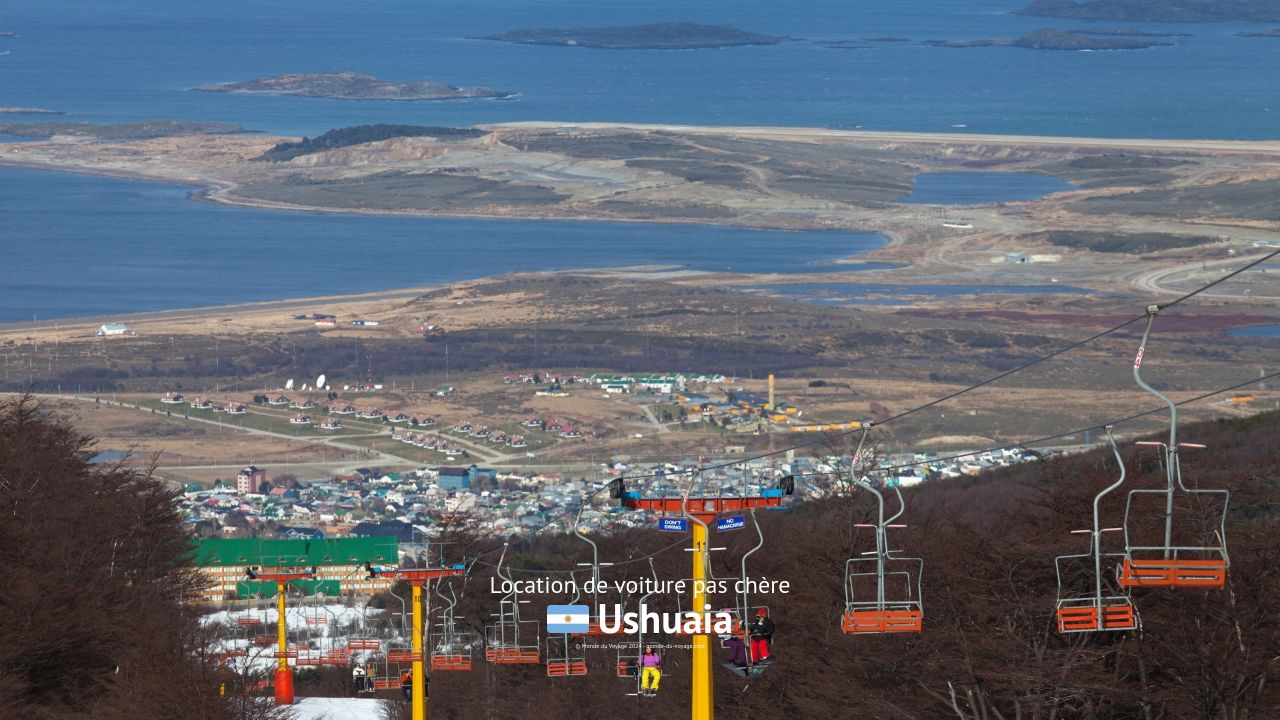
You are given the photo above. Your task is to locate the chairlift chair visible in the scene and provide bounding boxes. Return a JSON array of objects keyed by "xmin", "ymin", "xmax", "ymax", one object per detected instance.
[
  {"xmin": 722, "ymin": 508, "xmax": 772, "ymax": 678},
  {"xmin": 545, "ymin": 571, "xmax": 588, "ymax": 677},
  {"xmin": 1054, "ymin": 427, "xmax": 1139, "ymax": 634},
  {"xmin": 620, "ymin": 559, "xmax": 663, "ymax": 696},
  {"xmin": 430, "ymin": 582, "xmax": 473, "ymax": 671},
  {"xmin": 842, "ymin": 428, "xmax": 925, "ymax": 635},
  {"xmin": 484, "ymin": 546, "xmax": 541, "ymax": 665},
  {"xmin": 1119, "ymin": 308, "xmax": 1229, "ymax": 590}
]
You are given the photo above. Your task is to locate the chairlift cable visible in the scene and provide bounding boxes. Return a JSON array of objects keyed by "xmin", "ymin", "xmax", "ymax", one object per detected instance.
[{"xmin": 453, "ymin": 251, "xmax": 1280, "ymax": 573}]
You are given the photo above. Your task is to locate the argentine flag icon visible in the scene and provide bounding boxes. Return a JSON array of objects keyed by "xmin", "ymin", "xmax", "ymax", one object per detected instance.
[{"xmin": 547, "ymin": 604, "xmax": 590, "ymax": 634}]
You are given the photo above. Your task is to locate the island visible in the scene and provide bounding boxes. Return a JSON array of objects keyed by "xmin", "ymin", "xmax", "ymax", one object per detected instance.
[
  {"xmin": 1069, "ymin": 26, "xmax": 1191, "ymax": 36},
  {"xmin": 474, "ymin": 22, "xmax": 785, "ymax": 50},
  {"xmin": 1236, "ymin": 28, "xmax": 1280, "ymax": 37},
  {"xmin": 0, "ymin": 107, "xmax": 65, "ymax": 115},
  {"xmin": 925, "ymin": 28, "xmax": 1170, "ymax": 50},
  {"xmin": 0, "ymin": 120, "xmax": 246, "ymax": 140},
  {"xmin": 1017, "ymin": 0, "xmax": 1280, "ymax": 23},
  {"xmin": 196, "ymin": 72, "xmax": 513, "ymax": 101},
  {"xmin": 0, "ymin": 31, "xmax": 15, "ymax": 37},
  {"xmin": 865, "ymin": 36, "xmax": 910, "ymax": 42},
  {"xmin": 816, "ymin": 40, "xmax": 873, "ymax": 50}
]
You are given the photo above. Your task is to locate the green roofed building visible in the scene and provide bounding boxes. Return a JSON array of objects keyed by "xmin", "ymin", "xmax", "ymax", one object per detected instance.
[{"xmin": 194, "ymin": 536, "xmax": 398, "ymax": 603}]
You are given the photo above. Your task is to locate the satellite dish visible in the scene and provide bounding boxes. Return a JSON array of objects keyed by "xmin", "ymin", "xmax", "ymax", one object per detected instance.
[
  {"xmin": 301, "ymin": 383, "xmax": 309, "ymax": 391},
  {"xmin": 316, "ymin": 373, "xmax": 327, "ymax": 389},
  {"xmin": 285, "ymin": 378, "xmax": 294, "ymax": 390}
]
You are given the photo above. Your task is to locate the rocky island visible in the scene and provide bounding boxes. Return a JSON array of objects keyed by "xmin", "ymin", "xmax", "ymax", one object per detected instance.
[
  {"xmin": 0, "ymin": 107, "xmax": 65, "ymax": 115},
  {"xmin": 817, "ymin": 40, "xmax": 873, "ymax": 50},
  {"xmin": 1017, "ymin": 0, "xmax": 1280, "ymax": 23},
  {"xmin": 926, "ymin": 28, "xmax": 1170, "ymax": 50},
  {"xmin": 197, "ymin": 72, "xmax": 513, "ymax": 101},
  {"xmin": 1069, "ymin": 26, "xmax": 1191, "ymax": 36},
  {"xmin": 475, "ymin": 22, "xmax": 785, "ymax": 50}
]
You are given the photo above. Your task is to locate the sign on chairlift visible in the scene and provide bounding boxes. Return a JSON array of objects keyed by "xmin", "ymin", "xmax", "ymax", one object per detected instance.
[
  {"xmin": 657, "ymin": 518, "xmax": 688, "ymax": 533},
  {"xmin": 716, "ymin": 516, "xmax": 745, "ymax": 532}
]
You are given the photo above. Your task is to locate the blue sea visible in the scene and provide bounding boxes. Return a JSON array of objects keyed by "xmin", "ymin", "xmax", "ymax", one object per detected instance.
[
  {"xmin": 3, "ymin": 0, "xmax": 1278, "ymax": 138},
  {"xmin": 0, "ymin": 167, "xmax": 886, "ymax": 322},
  {"xmin": 2, "ymin": 0, "xmax": 1276, "ymax": 320}
]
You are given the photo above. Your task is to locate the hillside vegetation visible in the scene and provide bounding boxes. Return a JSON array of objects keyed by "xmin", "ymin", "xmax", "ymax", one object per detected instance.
[
  {"xmin": 257, "ymin": 124, "xmax": 488, "ymax": 162},
  {"xmin": 0, "ymin": 397, "xmax": 282, "ymax": 720},
  {"xmin": 376, "ymin": 409, "xmax": 1280, "ymax": 719}
]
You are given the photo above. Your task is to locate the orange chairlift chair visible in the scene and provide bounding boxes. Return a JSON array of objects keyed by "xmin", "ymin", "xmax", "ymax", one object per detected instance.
[
  {"xmin": 484, "ymin": 545, "xmax": 541, "ymax": 665},
  {"xmin": 842, "ymin": 427, "xmax": 925, "ymax": 635},
  {"xmin": 1054, "ymin": 426, "xmax": 1139, "ymax": 633},
  {"xmin": 346, "ymin": 601, "xmax": 383, "ymax": 653},
  {"xmin": 1119, "ymin": 306, "xmax": 1230, "ymax": 590},
  {"xmin": 430, "ymin": 581, "xmax": 473, "ymax": 671},
  {"xmin": 545, "ymin": 571, "xmax": 588, "ymax": 677}
]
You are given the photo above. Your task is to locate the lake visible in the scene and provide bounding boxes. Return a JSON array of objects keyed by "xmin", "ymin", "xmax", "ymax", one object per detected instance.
[
  {"xmin": 898, "ymin": 172, "xmax": 1075, "ymax": 205},
  {"xmin": 1230, "ymin": 324, "xmax": 1280, "ymax": 338},
  {"xmin": 0, "ymin": 167, "xmax": 885, "ymax": 322}
]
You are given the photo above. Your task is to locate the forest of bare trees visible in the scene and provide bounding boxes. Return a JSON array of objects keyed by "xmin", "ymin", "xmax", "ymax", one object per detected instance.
[
  {"xmin": 0, "ymin": 397, "xmax": 283, "ymax": 720},
  {"xmin": 388, "ymin": 410, "xmax": 1280, "ymax": 720},
  {"xmin": 3, "ymin": 395, "xmax": 1277, "ymax": 719}
]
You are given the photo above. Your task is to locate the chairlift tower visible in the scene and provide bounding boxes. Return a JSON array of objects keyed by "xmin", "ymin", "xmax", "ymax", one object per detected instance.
[
  {"xmin": 370, "ymin": 564, "xmax": 466, "ymax": 720},
  {"xmin": 613, "ymin": 474, "xmax": 793, "ymax": 720},
  {"xmin": 252, "ymin": 571, "xmax": 313, "ymax": 706}
]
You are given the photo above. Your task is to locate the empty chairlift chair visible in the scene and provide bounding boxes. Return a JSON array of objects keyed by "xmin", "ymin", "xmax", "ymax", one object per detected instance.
[
  {"xmin": 484, "ymin": 545, "xmax": 541, "ymax": 665},
  {"xmin": 842, "ymin": 428, "xmax": 925, "ymax": 635},
  {"xmin": 1054, "ymin": 427, "xmax": 1139, "ymax": 634},
  {"xmin": 1119, "ymin": 307, "xmax": 1230, "ymax": 590},
  {"xmin": 545, "ymin": 571, "xmax": 588, "ymax": 677},
  {"xmin": 430, "ymin": 582, "xmax": 473, "ymax": 671}
]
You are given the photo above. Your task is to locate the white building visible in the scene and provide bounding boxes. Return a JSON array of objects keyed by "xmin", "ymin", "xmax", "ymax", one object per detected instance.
[{"xmin": 95, "ymin": 322, "xmax": 128, "ymax": 336}]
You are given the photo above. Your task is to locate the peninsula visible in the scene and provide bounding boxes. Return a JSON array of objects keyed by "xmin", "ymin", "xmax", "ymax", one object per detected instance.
[
  {"xmin": 1017, "ymin": 0, "xmax": 1280, "ymax": 23},
  {"xmin": 0, "ymin": 119, "xmax": 245, "ymax": 139},
  {"xmin": 926, "ymin": 28, "xmax": 1170, "ymax": 50},
  {"xmin": 475, "ymin": 22, "xmax": 785, "ymax": 50},
  {"xmin": 197, "ymin": 72, "xmax": 513, "ymax": 101}
]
